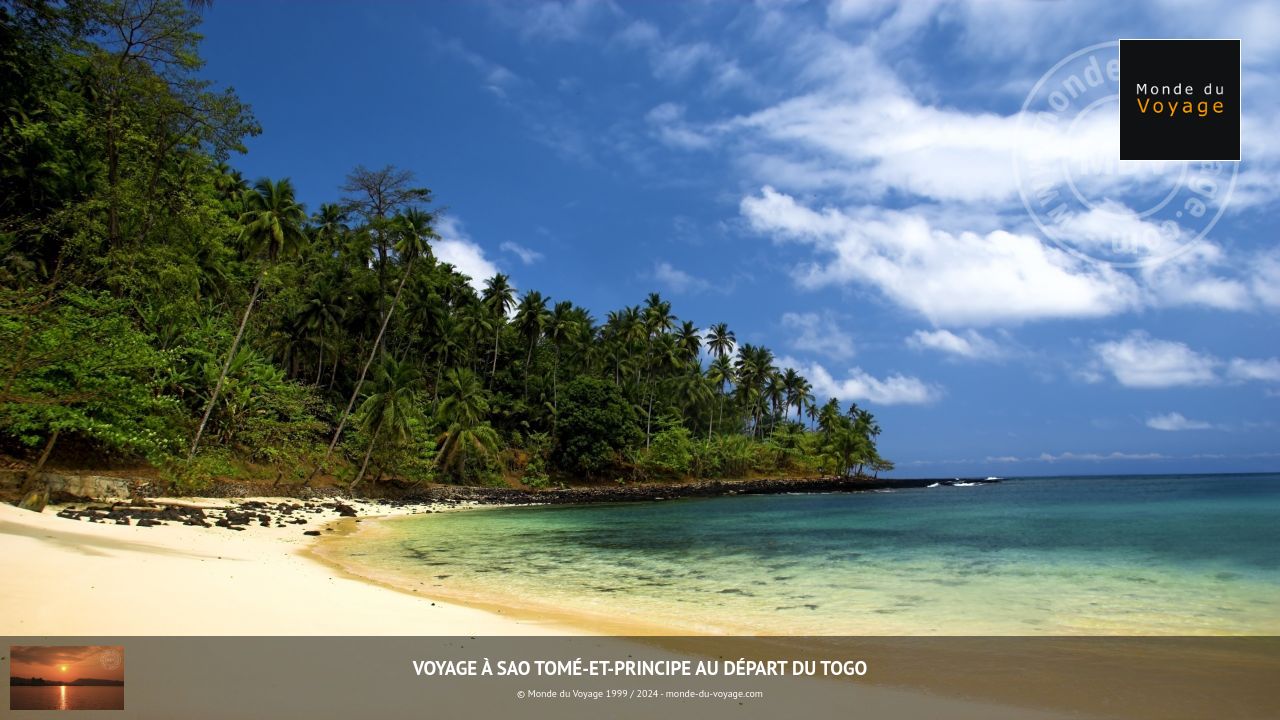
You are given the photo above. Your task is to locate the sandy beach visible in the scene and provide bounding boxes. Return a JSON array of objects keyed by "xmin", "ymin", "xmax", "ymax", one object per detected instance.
[
  {"xmin": 0, "ymin": 500, "xmax": 578, "ymax": 636},
  {"xmin": 0, "ymin": 500, "xmax": 1093, "ymax": 720},
  {"xmin": 4, "ymin": 497, "xmax": 1277, "ymax": 719}
]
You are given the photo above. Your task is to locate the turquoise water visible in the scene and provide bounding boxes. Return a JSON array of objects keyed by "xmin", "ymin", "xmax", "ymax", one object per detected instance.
[{"xmin": 329, "ymin": 474, "xmax": 1280, "ymax": 635}]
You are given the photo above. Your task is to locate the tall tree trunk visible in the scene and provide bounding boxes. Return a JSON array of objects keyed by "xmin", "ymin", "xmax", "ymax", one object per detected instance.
[
  {"xmin": 350, "ymin": 417, "xmax": 378, "ymax": 489},
  {"xmin": 552, "ymin": 346, "xmax": 561, "ymax": 428},
  {"xmin": 314, "ymin": 330, "xmax": 325, "ymax": 385},
  {"xmin": 106, "ymin": 103, "xmax": 120, "ymax": 247},
  {"xmin": 16, "ymin": 429, "xmax": 60, "ymax": 511},
  {"xmin": 189, "ymin": 271, "xmax": 264, "ymax": 461},
  {"xmin": 311, "ymin": 257, "xmax": 413, "ymax": 483},
  {"xmin": 491, "ymin": 326, "xmax": 500, "ymax": 378},
  {"xmin": 350, "ymin": 423, "xmax": 380, "ymax": 491},
  {"xmin": 645, "ymin": 381, "xmax": 654, "ymax": 449},
  {"xmin": 523, "ymin": 340, "xmax": 535, "ymax": 399}
]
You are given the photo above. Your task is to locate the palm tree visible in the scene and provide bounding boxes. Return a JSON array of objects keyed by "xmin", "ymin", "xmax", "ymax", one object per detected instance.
[
  {"xmin": 189, "ymin": 177, "xmax": 307, "ymax": 460},
  {"xmin": 791, "ymin": 376, "xmax": 814, "ymax": 427},
  {"xmin": 311, "ymin": 203, "xmax": 350, "ymax": 256},
  {"xmin": 435, "ymin": 368, "xmax": 499, "ymax": 482},
  {"xmin": 675, "ymin": 320, "xmax": 702, "ymax": 366},
  {"xmin": 644, "ymin": 332, "xmax": 683, "ymax": 446},
  {"xmin": 764, "ymin": 371, "xmax": 786, "ymax": 434},
  {"xmin": 705, "ymin": 322, "xmax": 735, "ymax": 359},
  {"xmin": 314, "ymin": 208, "xmax": 435, "ymax": 482},
  {"xmin": 513, "ymin": 290, "xmax": 548, "ymax": 397},
  {"xmin": 733, "ymin": 343, "xmax": 775, "ymax": 437},
  {"xmin": 706, "ymin": 354, "xmax": 735, "ymax": 439},
  {"xmin": 481, "ymin": 273, "xmax": 515, "ymax": 378},
  {"xmin": 642, "ymin": 292, "xmax": 674, "ymax": 336},
  {"xmin": 296, "ymin": 279, "xmax": 345, "ymax": 385},
  {"xmin": 351, "ymin": 356, "xmax": 425, "ymax": 489},
  {"xmin": 546, "ymin": 300, "xmax": 578, "ymax": 420}
]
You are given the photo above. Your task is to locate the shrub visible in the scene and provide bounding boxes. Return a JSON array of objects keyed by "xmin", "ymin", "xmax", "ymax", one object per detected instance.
[{"xmin": 553, "ymin": 377, "xmax": 641, "ymax": 478}]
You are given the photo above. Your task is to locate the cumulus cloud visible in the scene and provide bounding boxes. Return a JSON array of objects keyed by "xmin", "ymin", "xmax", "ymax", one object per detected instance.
[
  {"xmin": 1088, "ymin": 331, "xmax": 1280, "ymax": 389},
  {"xmin": 907, "ymin": 329, "xmax": 1006, "ymax": 360},
  {"xmin": 741, "ymin": 187, "xmax": 1140, "ymax": 325},
  {"xmin": 434, "ymin": 216, "xmax": 502, "ymax": 292},
  {"xmin": 781, "ymin": 311, "xmax": 856, "ymax": 360},
  {"xmin": 780, "ymin": 356, "xmax": 941, "ymax": 405},
  {"xmin": 1146, "ymin": 412, "xmax": 1213, "ymax": 431},
  {"xmin": 1091, "ymin": 332, "xmax": 1219, "ymax": 388}
]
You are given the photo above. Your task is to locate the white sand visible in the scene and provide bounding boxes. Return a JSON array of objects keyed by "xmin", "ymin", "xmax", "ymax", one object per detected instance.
[
  {"xmin": 0, "ymin": 500, "xmax": 1085, "ymax": 718},
  {"xmin": 0, "ymin": 500, "xmax": 579, "ymax": 635}
]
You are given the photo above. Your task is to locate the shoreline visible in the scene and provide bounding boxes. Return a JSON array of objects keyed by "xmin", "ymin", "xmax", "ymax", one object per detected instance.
[
  {"xmin": 0, "ymin": 469, "xmax": 1001, "ymax": 510},
  {"xmin": 4, "ymin": 494, "xmax": 1278, "ymax": 719},
  {"xmin": 0, "ymin": 499, "xmax": 580, "ymax": 636},
  {"xmin": 307, "ymin": 511, "xmax": 704, "ymax": 637}
]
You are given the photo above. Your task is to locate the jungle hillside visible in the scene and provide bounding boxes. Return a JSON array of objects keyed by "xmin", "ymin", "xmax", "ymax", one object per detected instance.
[{"xmin": 0, "ymin": 0, "xmax": 891, "ymax": 500}]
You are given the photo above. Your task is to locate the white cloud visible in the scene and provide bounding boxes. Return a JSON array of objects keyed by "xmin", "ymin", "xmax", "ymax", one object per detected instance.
[
  {"xmin": 433, "ymin": 216, "xmax": 502, "ymax": 292},
  {"xmin": 1249, "ymin": 251, "xmax": 1280, "ymax": 308},
  {"xmin": 507, "ymin": 0, "xmax": 619, "ymax": 42},
  {"xmin": 741, "ymin": 187, "xmax": 1140, "ymax": 325},
  {"xmin": 731, "ymin": 91, "xmax": 1068, "ymax": 203},
  {"xmin": 907, "ymin": 329, "xmax": 1005, "ymax": 360},
  {"xmin": 1091, "ymin": 332, "xmax": 1218, "ymax": 389},
  {"xmin": 1227, "ymin": 357, "xmax": 1280, "ymax": 383},
  {"xmin": 431, "ymin": 31, "xmax": 522, "ymax": 99},
  {"xmin": 1089, "ymin": 331, "xmax": 1280, "ymax": 389},
  {"xmin": 499, "ymin": 241, "xmax": 544, "ymax": 265},
  {"xmin": 1038, "ymin": 451, "xmax": 1167, "ymax": 462},
  {"xmin": 646, "ymin": 103, "xmax": 713, "ymax": 150},
  {"xmin": 1146, "ymin": 412, "xmax": 1213, "ymax": 431},
  {"xmin": 781, "ymin": 312, "xmax": 856, "ymax": 360},
  {"xmin": 651, "ymin": 260, "xmax": 710, "ymax": 294},
  {"xmin": 781, "ymin": 356, "xmax": 941, "ymax": 405}
]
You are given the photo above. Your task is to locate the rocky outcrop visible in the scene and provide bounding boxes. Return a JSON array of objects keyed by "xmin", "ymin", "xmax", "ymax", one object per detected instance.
[{"xmin": 38, "ymin": 473, "xmax": 134, "ymax": 501}]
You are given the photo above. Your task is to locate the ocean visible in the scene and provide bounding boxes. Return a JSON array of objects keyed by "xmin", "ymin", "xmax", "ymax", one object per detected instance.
[
  {"xmin": 325, "ymin": 473, "xmax": 1280, "ymax": 635},
  {"xmin": 9, "ymin": 686, "xmax": 125, "ymax": 711}
]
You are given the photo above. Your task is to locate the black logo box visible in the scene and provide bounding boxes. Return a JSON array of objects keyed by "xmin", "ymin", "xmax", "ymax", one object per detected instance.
[{"xmin": 1119, "ymin": 39, "xmax": 1240, "ymax": 161}]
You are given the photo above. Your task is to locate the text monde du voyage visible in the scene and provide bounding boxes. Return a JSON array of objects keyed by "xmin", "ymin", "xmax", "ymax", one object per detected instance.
[{"xmin": 1134, "ymin": 82, "xmax": 1229, "ymax": 118}]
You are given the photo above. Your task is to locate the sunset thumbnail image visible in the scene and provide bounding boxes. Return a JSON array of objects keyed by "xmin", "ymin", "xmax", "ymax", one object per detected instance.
[{"xmin": 9, "ymin": 646, "xmax": 124, "ymax": 711}]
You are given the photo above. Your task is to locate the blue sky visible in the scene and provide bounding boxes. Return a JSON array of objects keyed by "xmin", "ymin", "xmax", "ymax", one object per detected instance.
[{"xmin": 197, "ymin": 1, "xmax": 1279, "ymax": 477}]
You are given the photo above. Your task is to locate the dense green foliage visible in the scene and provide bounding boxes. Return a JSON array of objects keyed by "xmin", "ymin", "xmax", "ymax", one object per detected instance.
[
  {"xmin": 553, "ymin": 377, "xmax": 642, "ymax": 478},
  {"xmin": 0, "ymin": 0, "xmax": 891, "ymax": 491}
]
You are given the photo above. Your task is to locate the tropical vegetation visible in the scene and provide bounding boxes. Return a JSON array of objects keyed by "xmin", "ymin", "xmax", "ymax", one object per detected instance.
[{"xmin": 0, "ymin": 0, "xmax": 891, "ymax": 504}]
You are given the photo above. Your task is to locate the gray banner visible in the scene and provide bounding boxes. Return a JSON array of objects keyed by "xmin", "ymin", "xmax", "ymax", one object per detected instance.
[{"xmin": 5, "ymin": 637, "xmax": 1278, "ymax": 719}]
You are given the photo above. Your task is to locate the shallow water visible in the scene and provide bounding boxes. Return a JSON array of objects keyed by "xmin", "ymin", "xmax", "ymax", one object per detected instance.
[{"xmin": 328, "ymin": 473, "xmax": 1280, "ymax": 635}]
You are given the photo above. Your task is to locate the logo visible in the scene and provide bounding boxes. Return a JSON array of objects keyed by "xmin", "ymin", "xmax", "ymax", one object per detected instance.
[
  {"xmin": 98, "ymin": 648, "xmax": 122, "ymax": 671},
  {"xmin": 1014, "ymin": 41, "xmax": 1238, "ymax": 267}
]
